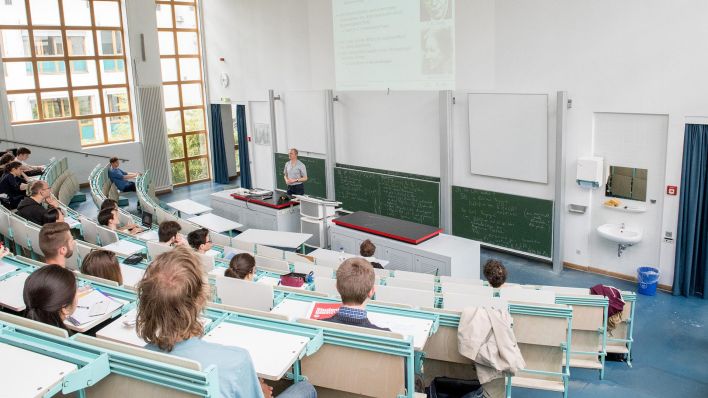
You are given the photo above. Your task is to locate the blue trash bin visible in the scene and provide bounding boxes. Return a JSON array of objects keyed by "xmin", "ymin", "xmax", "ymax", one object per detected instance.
[{"xmin": 637, "ymin": 266, "xmax": 660, "ymax": 296}]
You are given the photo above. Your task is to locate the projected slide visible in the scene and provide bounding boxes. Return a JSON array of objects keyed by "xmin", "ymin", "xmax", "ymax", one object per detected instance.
[{"xmin": 333, "ymin": 0, "xmax": 455, "ymax": 90}]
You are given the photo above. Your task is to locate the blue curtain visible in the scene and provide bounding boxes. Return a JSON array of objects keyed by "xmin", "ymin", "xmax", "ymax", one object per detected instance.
[
  {"xmin": 673, "ymin": 124, "xmax": 708, "ymax": 298},
  {"xmin": 209, "ymin": 104, "xmax": 229, "ymax": 184},
  {"xmin": 236, "ymin": 104, "xmax": 253, "ymax": 189}
]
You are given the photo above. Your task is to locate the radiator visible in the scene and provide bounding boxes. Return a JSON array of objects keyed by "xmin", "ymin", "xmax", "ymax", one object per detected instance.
[{"xmin": 136, "ymin": 85, "xmax": 172, "ymax": 191}]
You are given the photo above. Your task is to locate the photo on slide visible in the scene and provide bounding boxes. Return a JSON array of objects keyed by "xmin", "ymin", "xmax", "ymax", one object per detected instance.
[
  {"xmin": 420, "ymin": 0, "xmax": 451, "ymax": 21},
  {"xmin": 421, "ymin": 25, "xmax": 453, "ymax": 75}
]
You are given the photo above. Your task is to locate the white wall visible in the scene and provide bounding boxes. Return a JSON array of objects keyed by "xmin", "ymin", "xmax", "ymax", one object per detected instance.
[{"xmin": 83, "ymin": 0, "xmax": 708, "ymax": 286}]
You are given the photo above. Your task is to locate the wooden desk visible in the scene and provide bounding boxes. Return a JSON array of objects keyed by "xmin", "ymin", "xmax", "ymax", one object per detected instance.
[
  {"xmin": 189, "ymin": 213, "xmax": 244, "ymax": 234},
  {"xmin": 203, "ymin": 321, "xmax": 309, "ymax": 381},
  {"xmin": 211, "ymin": 189, "xmax": 301, "ymax": 232},
  {"xmin": 1, "ymin": 342, "xmax": 78, "ymax": 398},
  {"xmin": 0, "ymin": 272, "xmax": 28, "ymax": 311},
  {"xmin": 271, "ymin": 298, "xmax": 433, "ymax": 350},
  {"xmin": 234, "ymin": 229, "xmax": 311, "ymax": 250}
]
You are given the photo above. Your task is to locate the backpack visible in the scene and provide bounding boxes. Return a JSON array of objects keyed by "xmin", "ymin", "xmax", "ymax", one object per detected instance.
[
  {"xmin": 590, "ymin": 284, "xmax": 625, "ymax": 317},
  {"xmin": 426, "ymin": 377, "xmax": 484, "ymax": 398}
]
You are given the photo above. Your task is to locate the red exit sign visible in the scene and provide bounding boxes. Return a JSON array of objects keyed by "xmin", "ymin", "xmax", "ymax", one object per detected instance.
[{"xmin": 667, "ymin": 185, "xmax": 677, "ymax": 195}]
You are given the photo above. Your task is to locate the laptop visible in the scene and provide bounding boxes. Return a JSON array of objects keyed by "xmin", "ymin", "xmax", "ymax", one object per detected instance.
[{"xmin": 141, "ymin": 211, "xmax": 153, "ymax": 229}]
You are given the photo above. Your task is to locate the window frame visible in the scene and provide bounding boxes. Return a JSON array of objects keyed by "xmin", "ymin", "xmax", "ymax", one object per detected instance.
[{"xmin": 1, "ymin": 0, "xmax": 134, "ymax": 147}]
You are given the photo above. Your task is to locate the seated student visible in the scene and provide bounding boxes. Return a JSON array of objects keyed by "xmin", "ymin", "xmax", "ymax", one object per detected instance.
[
  {"xmin": 108, "ymin": 157, "xmax": 139, "ymax": 192},
  {"xmin": 16, "ymin": 147, "xmax": 44, "ymax": 177},
  {"xmin": 42, "ymin": 207, "xmax": 65, "ymax": 225},
  {"xmin": 80, "ymin": 249, "xmax": 123, "ymax": 285},
  {"xmin": 359, "ymin": 239, "xmax": 384, "ymax": 269},
  {"xmin": 483, "ymin": 259, "xmax": 507, "ymax": 288},
  {"xmin": 224, "ymin": 253, "xmax": 256, "ymax": 281},
  {"xmin": 324, "ymin": 258, "xmax": 390, "ymax": 331},
  {"xmin": 187, "ymin": 228, "xmax": 213, "ymax": 254},
  {"xmin": 22, "ymin": 265, "xmax": 77, "ymax": 330},
  {"xmin": 39, "ymin": 222, "xmax": 76, "ymax": 268},
  {"xmin": 158, "ymin": 220, "xmax": 186, "ymax": 246},
  {"xmin": 98, "ymin": 207, "xmax": 141, "ymax": 235},
  {"xmin": 0, "ymin": 161, "xmax": 28, "ymax": 209},
  {"xmin": 137, "ymin": 247, "xmax": 317, "ymax": 398},
  {"xmin": 100, "ymin": 198, "xmax": 141, "ymax": 231},
  {"xmin": 17, "ymin": 180, "xmax": 60, "ymax": 225}
]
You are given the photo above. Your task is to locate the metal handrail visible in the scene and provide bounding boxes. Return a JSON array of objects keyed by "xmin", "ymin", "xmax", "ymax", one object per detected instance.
[{"xmin": 0, "ymin": 139, "xmax": 129, "ymax": 162}]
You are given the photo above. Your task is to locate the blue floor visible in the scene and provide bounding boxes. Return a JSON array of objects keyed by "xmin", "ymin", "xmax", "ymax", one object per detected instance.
[{"xmin": 74, "ymin": 181, "xmax": 708, "ymax": 398}]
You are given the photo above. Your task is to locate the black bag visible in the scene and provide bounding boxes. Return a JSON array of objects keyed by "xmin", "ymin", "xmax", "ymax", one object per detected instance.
[{"xmin": 427, "ymin": 377, "xmax": 484, "ymax": 398}]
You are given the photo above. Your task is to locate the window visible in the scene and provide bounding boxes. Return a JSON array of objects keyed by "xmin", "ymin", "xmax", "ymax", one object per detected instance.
[
  {"xmin": 157, "ymin": 0, "xmax": 209, "ymax": 185},
  {"xmin": 0, "ymin": 0, "xmax": 133, "ymax": 146}
]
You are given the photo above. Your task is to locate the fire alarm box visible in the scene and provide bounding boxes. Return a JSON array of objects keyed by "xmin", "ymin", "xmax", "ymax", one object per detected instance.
[{"xmin": 667, "ymin": 185, "xmax": 677, "ymax": 195}]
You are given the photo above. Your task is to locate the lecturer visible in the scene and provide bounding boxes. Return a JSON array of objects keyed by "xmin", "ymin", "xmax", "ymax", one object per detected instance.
[{"xmin": 284, "ymin": 148, "xmax": 308, "ymax": 196}]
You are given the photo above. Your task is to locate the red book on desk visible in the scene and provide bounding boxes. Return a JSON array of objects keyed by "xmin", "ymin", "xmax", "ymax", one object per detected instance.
[{"xmin": 308, "ymin": 302, "xmax": 341, "ymax": 320}]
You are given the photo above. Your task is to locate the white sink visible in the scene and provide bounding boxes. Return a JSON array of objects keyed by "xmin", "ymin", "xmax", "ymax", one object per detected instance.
[{"xmin": 597, "ymin": 223, "xmax": 643, "ymax": 245}]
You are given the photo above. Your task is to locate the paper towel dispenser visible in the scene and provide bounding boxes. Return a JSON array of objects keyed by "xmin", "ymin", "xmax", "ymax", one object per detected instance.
[{"xmin": 577, "ymin": 157, "xmax": 603, "ymax": 188}]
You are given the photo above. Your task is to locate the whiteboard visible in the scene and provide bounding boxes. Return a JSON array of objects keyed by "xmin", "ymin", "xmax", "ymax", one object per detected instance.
[
  {"xmin": 282, "ymin": 90, "xmax": 327, "ymax": 154},
  {"xmin": 467, "ymin": 93, "xmax": 548, "ymax": 183}
]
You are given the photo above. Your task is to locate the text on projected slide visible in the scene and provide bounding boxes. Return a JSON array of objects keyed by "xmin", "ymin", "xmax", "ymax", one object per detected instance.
[{"xmin": 333, "ymin": 0, "xmax": 455, "ymax": 90}]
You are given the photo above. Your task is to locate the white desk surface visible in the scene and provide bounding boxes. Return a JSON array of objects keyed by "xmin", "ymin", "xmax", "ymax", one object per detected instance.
[
  {"xmin": 0, "ymin": 261, "xmax": 17, "ymax": 277},
  {"xmin": 189, "ymin": 213, "xmax": 244, "ymax": 233},
  {"xmin": 203, "ymin": 321, "xmax": 309, "ymax": 381},
  {"xmin": 119, "ymin": 263, "xmax": 145, "ymax": 288},
  {"xmin": 309, "ymin": 248, "xmax": 390, "ymax": 267},
  {"xmin": 135, "ymin": 229, "xmax": 159, "ymax": 241},
  {"xmin": 270, "ymin": 299, "xmax": 432, "ymax": 350},
  {"xmin": 97, "ymin": 308, "xmax": 212, "ymax": 348},
  {"xmin": 1, "ymin": 342, "xmax": 77, "ymax": 398},
  {"xmin": 102, "ymin": 240, "xmax": 144, "ymax": 257},
  {"xmin": 0, "ymin": 272, "xmax": 28, "ymax": 311},
  {"xmin": 64, "ymin": 216, "xmax": 82, "ymax": 229},
  {"xmin": 233, "ymin": 229, "xmax": 311, "ymax": 249},
  {"xmin": 167, "ymin": 199, "xmax": 213, "ymax": 215}
]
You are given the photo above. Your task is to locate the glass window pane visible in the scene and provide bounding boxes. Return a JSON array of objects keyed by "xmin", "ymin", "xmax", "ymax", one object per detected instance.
[
  {"xmin": 160, "ymin": 58, "xmax": 177, "ymax": 82},
  {"xmin": 0, "ymin": 1, "xmax": 28, "ymax": 25},
  {"xmin": 70, "ymin": 59, "xmax": 97, "ymax": 86},
  {"xmin": 93, "ymin": 1, "xmax": 121, "ymax": 27},
  {"xmin": 174, "ymin": 5, "xmax": 196, "ymax": 29},
  {"xmin": 158, "ymin": 31, "xmax": 174, "ymax": 55},
  {"xmin": 37, "ymin": 61, "xmax": 68, "ymax": 88},
  {"xmin": 63, "ymin": 0, "xmax": 92, "ymax": 26},
  {"xmin": 40, "ymin": 91, "xmax": 71, "ymax": 119},
  {"xmin": 183, "ymin": 108, "xmax": 204, "ymax": 132},
  {"xmin": 178, "ymin": 57, "xmax": 200, "ymax": 81},
  {"xmin": 155, "ymin": 4, "xmax": 172, "ymax": 28},
  {"xmin": 108, "ymin": 115, "xmax": 131, "ymax": 141},
  {"xmin": 7, "ymin": 93, "xmax": 39, "ymax": 122},
  {"xmin": 33, "ymin": 30, "xmax": 64, "ymax": 57},
  {"xmin": 104, "ymin": 87, "xmax": 129, "ymax": 113},
  {"xmin": 188, "ymin": 158, "xmax": 209, "ymax": 181},
  {"xmin": 66, "ymin": 30, "xmax": 94, "ymax": 56},
  {"xmin": 180, "ymin": 83, "xmax": 201, "ymax": 106},
  {"xmin": 29, "ymin": 0, "xmax": 60, "ymax": 26},
  {"xmin": 98, "ymin": 30, "xmax": 123, "ymax": 55},
  {"xmin": 3, "ymin": 62, "xmax": 35, "ymax": 90},
  {"xmin": 168, "ymin": 136, "xmax": 185, "ymax": 160},
  {"xmin": 176, "ymin": 31, "xmax": 198, "ymax": 55},
  {"xmin": 163, "ymin": 84, "xmax": 179, "ymax": 108},
  {"xmin": 0, "ymin": 29, "xmax": 31, "ymax": 57},
  {"xmin": 165, "ymin": 110, "xmax": 181, "ymax": 134},
  {"xmin": 186, "ymin": 133, "xmax": 207, "ymax": 157},
  {"xmin": 79, "ymin": 117, "xmax": 105, "ymax": 145},
  {"xmin": 100, "ymin": 59, "xmax": 125, "ymax": 84},
  {"xmin": 171, "ymin": 161, "xmax": 187, "ymax": 184},
  {"xmin": 72, "ymin": 89, "xmax": 100, "ymax": 116}
]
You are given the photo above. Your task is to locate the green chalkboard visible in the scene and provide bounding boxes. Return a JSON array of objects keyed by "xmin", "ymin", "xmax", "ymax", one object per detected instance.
[
  {"xmin": 452, "ymin": 186, "xmax": 553, "ymax": 258},
  {"xmin": 334, "ymin": 165, "xmax": 439, "ymax": 227},
  {"xmin": 275, "ymin": 153, "xmax": 327, "ymax": 198}
]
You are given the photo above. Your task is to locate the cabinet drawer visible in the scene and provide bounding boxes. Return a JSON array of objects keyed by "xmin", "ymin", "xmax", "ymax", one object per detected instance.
[
  {"xmin": 415, "ymin": 256, "xmax": 446, "ymax": 275},
  {"xmin": 379, "ymin": 246, "xmax": 414, "ymax": 271}
]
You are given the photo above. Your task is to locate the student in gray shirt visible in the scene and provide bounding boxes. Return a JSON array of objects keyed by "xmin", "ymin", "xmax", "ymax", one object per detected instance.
[{"xmin": 284, "ymin": 148, "xmax": 308, "ymax": 196}]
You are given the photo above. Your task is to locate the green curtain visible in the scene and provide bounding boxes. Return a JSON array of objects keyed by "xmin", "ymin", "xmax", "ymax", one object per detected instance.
[{"xmin": 673, "ymin": 124, "xmax": 708, "ymax": 298}]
